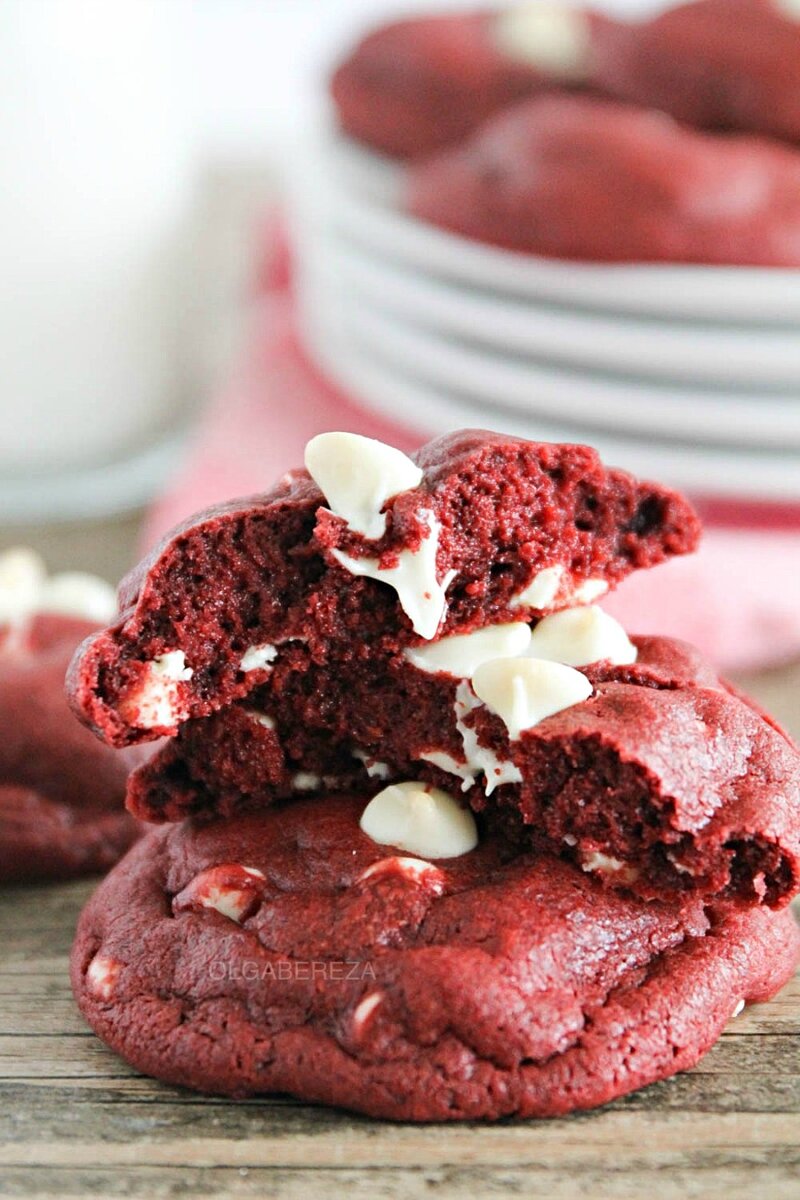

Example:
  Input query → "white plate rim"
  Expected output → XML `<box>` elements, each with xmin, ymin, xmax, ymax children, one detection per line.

<box><xmin>296</xmin><ymin>222</ymin><xmax>800</xmax><ymax>388</ymax></box>
<box><xmin>0</xmin><ymin>429</ymin><xmax>189</xmax><ymax>524</ymax></box>
<box><xmin>289</xmin><ymin>138</ymin><xmax>800</xmax><ymax>325</ymax></box>
<box><xmin>296</xmin><ymin>293</ymin><xmax>800</xmax><ymax>501</ymax></box>
<box><xmin>296</xmin><ymin>262</ymin><xmax>800</xmax><ymax>448</ymax></box>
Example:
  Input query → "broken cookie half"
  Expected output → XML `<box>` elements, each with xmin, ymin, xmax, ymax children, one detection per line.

<box><xmin>69</xmin><ymin>429</ymin><xmax>699</xmax><ymax>747</ymax></box>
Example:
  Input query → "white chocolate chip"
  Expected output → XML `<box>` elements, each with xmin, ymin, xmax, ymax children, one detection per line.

<box><xmin>357</xmin><ymin>855</ymin><xmax>445</xmax><ymax>889</ymax></box>
<box><xmin>244</xmin><ymin>709</ymin><xmax>276</xmax><ymax>729</ymax></box>
<box><xmin>453</xmin><ymin>681</ymin><xmax>523</xmax><ymax>795</ymax></box>
<box><xmin>352</xmin><ymin>990</ymin><xmax>384</xmax><ymax>1034</ymax></box>
<box><xmin>201</xmin><ymin>883</ymin><xmax>259</xmax><ymax>922</ymax></box>
<box><xmin>527</xmin><ymin>606</ymin><xmax>637</xmax><ymax>667</ymax></box>
<box><xmin>731</xmin><ymin>999</ymin><xmax>746</xmax><ymax>1018</ymax></box>
<box><xmin>360</xmin><ymin>782</ymin><xmax>478</xmax><ymax>859</ymax></box>
<box><xmin>472</xmin><ymin>657</ymin><xmax>592</xmax><ymax>740</ymax></box>
<box><xmin>353</xmin><ymin>750</ymin><xmax>392</xmax><ymax>780</ymax></box>
<box><xmin>582</xmin><ymin>851</ymin><xmax>625</xmax><ymax>873</ymax></box>
<box><xmin>404</xmin><ymin>621</ymin><xmax>531</xmax><ymax>677</ymax></box>
<box><xmin>419</xmin><ymin>748</ymin><xmax>476</xmax><ymax>791</ymax></box>
<box><xmin>570</xmin><ymin>577</ymin><xmax>609</xmax><ymax>605</ymax></box>
<box><xmin>174</xmin><ymin>864</ymin><xmax>266</xmax><ymax>923</ymax></box>
<box><xmin>120</xmin><ymin>650</ymin><xmax>193</xmax><ymax>730</ymax></box>
<box><xmin>774</xmin><ymin>0</ymin><xmax>800</xmax><ymax>18</ymax></box>
<box><xmin>292</xmin><ymin>771</ymin><xmax>322</xmax><ymax>791</ymax></box>
<box><xmin>0</xmin><ymin>547</ymin><xmax>116</xmax><ymax>627</ymax></box>
<box><xmin>581</xmin><ymin>851</ymin><xmax>640</xmax><ymax>884</ymax></box>
<box><xmin>290</xmin><ymin>770</ymin><xmax>344</xmax><ymax>792</ymax></box>
<box><xmin>86</xmin><ymin>954</ymin><xmax>121</xmax><ymax>1001</ymax></box>
<box><xmin>667</xmin><ymin>851</ymin><xmax>697</xmax><ymax>877</ymax></box>
<box><xmin>509</xmin><ymin>564</ymin><xmax>564</xmax><ymax>610</ymax></box>
<box><xmin>305</xmin><ymin>432</ymin><xmax>423</xmax><ymax>540</ymax></box>
<box><xmin>240</xmin><ymin>643</ymin><xmax>278</xmax><ymax>672</ymax></box>
<box><xmin>152</xmin><ymin>650</ymin><xmax>192</xmax><ymax>680</ymax></box>
<box><xmin>494</xmin><ymin>2</ymin><xmax>591</xmax><ymax>77</ymax></box>
<box><xmin>333</xmin><ymin>511</ymin><xmax>454</xmax><ymax>640</ymax></box>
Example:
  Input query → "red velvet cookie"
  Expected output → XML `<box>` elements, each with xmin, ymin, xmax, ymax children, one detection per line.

<box><xmin>331</xmin><ymin>5</ymin><xmax>612</xmax><ymax>159</ymax></box>
<box><xmin>406</xmin><ymin>94</ymin><xmax>800</xmax><ymax>265</ymax></box>
<box><xmin>70</xmin><ymin>792</ymin><xmax>800</xmax><ymax>1118</ymax></box>
<box><xmin>123</xmin><ymin>629</ymin><xmax>800</xmax><ymax>910</ymax></box>
<box><xmin>591</xmin><ymin>0</ymin><xmax>800</xmax><ymax>144</ymax></box>
<box><xmin>0</xmin><ymin>553</ymin><xmax>145</xmax><ymax>882</ymax></box>
<box><xmin>68</xmin><ymin>431</ymin><xmax>699</xmax><ymax>750</ymax></box>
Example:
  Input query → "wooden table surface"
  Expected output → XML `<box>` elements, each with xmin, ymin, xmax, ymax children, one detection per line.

<box><xmin>1</xmin><ymin>521</ymin><xmax>799</xmax><ymax>1198</ymax></box>
<box><xmin>2</xmin><ymin>882</ymin><xmax>798</xmax><ymax>1200</ymax></box>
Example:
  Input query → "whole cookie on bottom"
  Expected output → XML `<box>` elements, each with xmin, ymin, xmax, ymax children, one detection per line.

<box><xmin>0</xmin><ymin>551</ymin><xmax>145</xmax><ymax>882</ymax></box>
<box><xmin>71</xmin><ymin>792</ymin><xmax>799</xmax><ymax>1119</ymax></box>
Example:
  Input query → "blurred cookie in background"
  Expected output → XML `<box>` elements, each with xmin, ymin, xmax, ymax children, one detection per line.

<box><xmin>331</xmin><ymin>3</ymin><xmax>614</xmax><ymax>160</ymax></box>
<box><xmin>0</xmin><ymin>549</ymin><xmax>146</xmax><ymax>883</ymax></box>
<box><xmin>407</xmin><ymin>93</ymin><xmax>800</xmax><ymax>264</ymax></box>
<box><xmin>591</xmin><ymin>0</ymin><xmax>800</xmax><ymax>143</ymax></box>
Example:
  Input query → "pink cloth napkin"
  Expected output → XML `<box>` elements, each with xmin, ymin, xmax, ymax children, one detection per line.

<box><xmin>146</xmin><ymin>240</ymin><xmax>800</xmax><ymax>675</ymax></box>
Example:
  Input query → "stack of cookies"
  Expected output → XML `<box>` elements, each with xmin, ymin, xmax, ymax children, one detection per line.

<box><xmin>69</xmin><ymin>431</ymin><xmax>800</xmax><ymax>1119</ymax></box>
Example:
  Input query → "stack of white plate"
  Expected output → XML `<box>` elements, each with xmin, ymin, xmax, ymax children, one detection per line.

<box><xmin>290</xmin><ymin>127</ymin><xmax>800</xmax><ymax>500</ymax></box>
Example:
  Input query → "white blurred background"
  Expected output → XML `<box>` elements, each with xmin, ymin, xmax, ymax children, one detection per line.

<box><xmin>0</xmin><ymin>0</ymin><xmax>656</xmax><ymax>512</ymax></box>
<box><xmin>187</xmin><ymin>0</ymin><xmax>651</xmax><ymax>153</ymax></box>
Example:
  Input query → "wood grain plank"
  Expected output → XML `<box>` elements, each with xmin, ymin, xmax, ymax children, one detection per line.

<box><xmin>5</xmin><ymin>1111</ymin><xmax>800</xmax><ymax>1170</ymax></box>
<box><xmin>3</xmin><ymin>1166</ymin><xmax>800</xmax><ymax>1200</ymax></box>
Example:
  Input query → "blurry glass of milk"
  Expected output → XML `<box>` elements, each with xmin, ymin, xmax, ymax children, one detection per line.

<box><xmin>0</xmin><ymin>0</ymin><xmax>193</xmax><ymax>483</ymax></box>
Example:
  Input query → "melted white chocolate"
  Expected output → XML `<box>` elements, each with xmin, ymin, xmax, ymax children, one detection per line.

<box><xmin>305</xmin><ymin>432</ymin><xmax>422</xmax><ymax>540</ymax></box>
<box><xmin>333</xmin><ymin>511</ymin><xmax>455</xmax><ymax>640</ymax></box>
<box><xmin>121</xmin><ymin>650</ymin><xmax>194</xmax><ymax>730</ymax></box>
<box><xmin>527</xmin><ymin>605</ymin><xmax>637</xmax><ymax>667</ymax></box>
